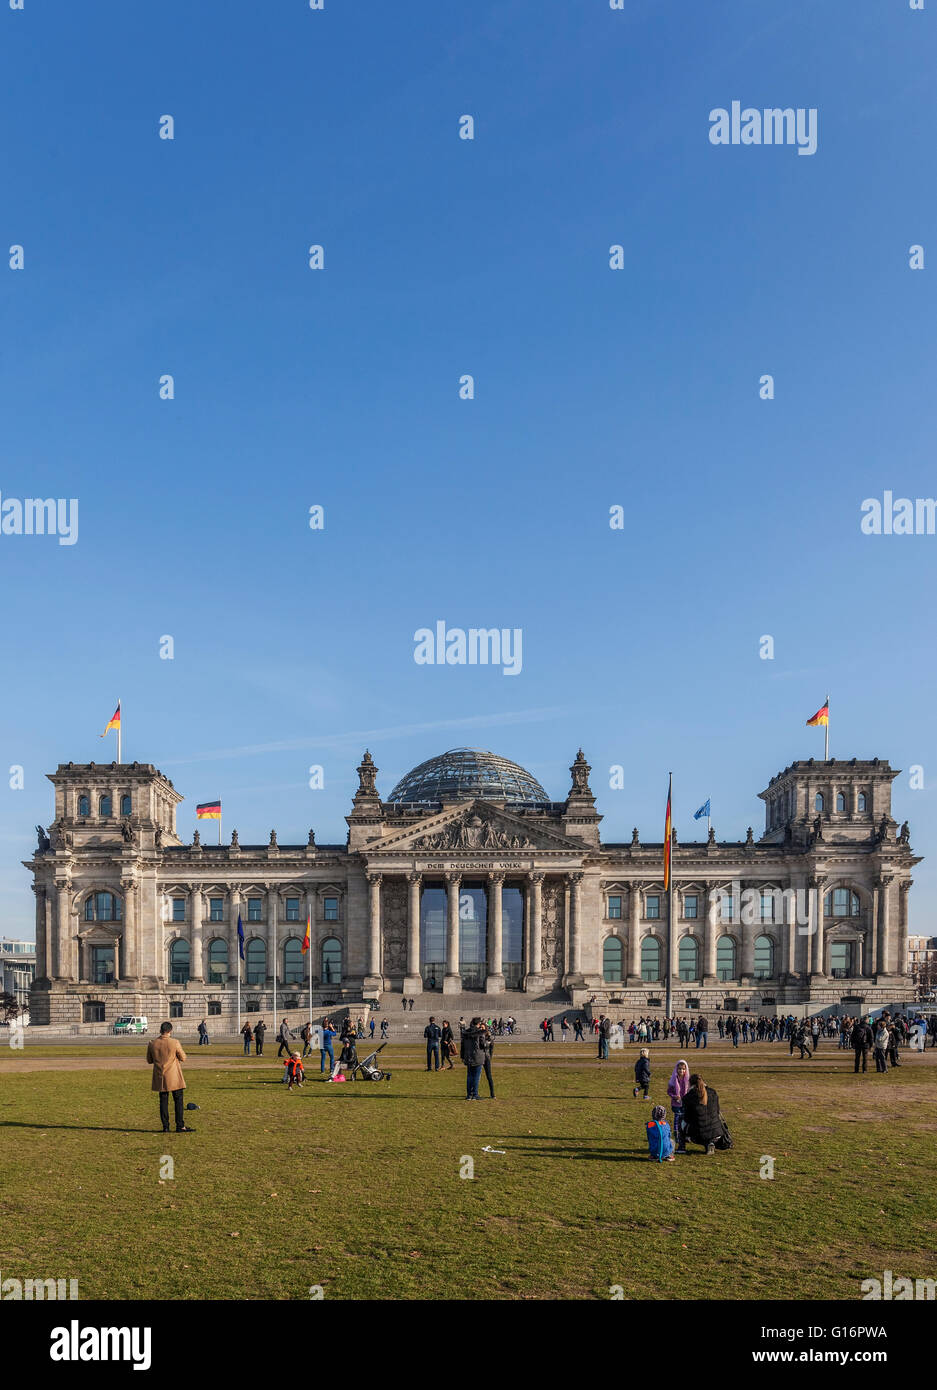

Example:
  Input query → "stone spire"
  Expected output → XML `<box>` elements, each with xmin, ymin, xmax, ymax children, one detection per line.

<box><xmin>569</xmin><ymin>749</ymin><xmax>593</xmax><ymax>798</ymax></box>
<box><xmin>355</xmin><ymin>750</ymin><xmax>379</xmax><ymax>800</ymax></box>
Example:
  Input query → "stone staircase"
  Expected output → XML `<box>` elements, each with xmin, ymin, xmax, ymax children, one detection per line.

<box><xmin>370</xmin><ymin>991</ymin><xmax>582</xmax><ymax>1039</ymax></box>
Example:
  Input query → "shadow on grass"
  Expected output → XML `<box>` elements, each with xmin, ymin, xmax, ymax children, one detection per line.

<box><xmin>0</xmin><ymin>1121</ymin><xmax>165</xmax><ymax>1133</ymax></box>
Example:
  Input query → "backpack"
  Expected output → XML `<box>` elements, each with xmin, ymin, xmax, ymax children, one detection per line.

<box><xmin>714</xmin><ymin>1114</ymin><xmax>733</xmax><ymax>1151</ymax></box>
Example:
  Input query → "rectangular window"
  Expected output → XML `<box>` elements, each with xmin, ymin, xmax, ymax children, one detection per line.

<box><xmin>645</xmin><ymin>895</ymin><xmax>660</xmax><ymax>919</ymax></box>
<box><xmin>684</xmin><ymin>894</ymin><xmax>698</xmax><ymax>919</ymax></box>
<box><xmin>760</xmin><ymin>891</ymin><xmax>775</xmax><ymax>922</ymax></box>
<box><xmin>172</xmin><ymin>898</ymin><xmax>185</xmax><ymax>923</ymax></box>
<box><xmin>607</xmin><ymin>895</ymin><xmax>622</xmax><ymax>920</ymax></box>
<box><xmin>248</xmin><ymin>898</ymin><xmax>262</xmax><ymax>922</ymax></box>
<box><xmin>169</xmin><ymin>1001</ymin><xmax>183</xmax><ymax>1018</ymax></box>
<box><xmin>285</xmin><ymin>897</ymin><xmax>300</xmax><ymax>922</ymax></box>
<box><xmin>208</xmin><ymin>1001</ymin><xmax>221</xmax><ymax>1016</ymax></box>
<box><xmin>721</xmin><ymin>894</ymin><xmax>734</xmax><ymax>921</ymax></box>
<box><xmin>324</xmin><ymin>897</ymin><xmax>338</xmax><ymax>921</ymax></box>
<box><xmin>209</xmin><ymin>898</ymin><xmax>224</xmax><ymax>922</ymax></box>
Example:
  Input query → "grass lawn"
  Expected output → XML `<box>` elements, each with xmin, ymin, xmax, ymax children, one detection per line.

<box><xmin>1</xmin><ymin>1040</ymin><xmax>934</xmax><ymax>1301</ymax></box>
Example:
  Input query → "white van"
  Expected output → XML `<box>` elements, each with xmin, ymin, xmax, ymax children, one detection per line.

<box><xmin>113</xmin><ymin>1015</ymin><xmax>148</xmax><ymax>1035</ymax></box>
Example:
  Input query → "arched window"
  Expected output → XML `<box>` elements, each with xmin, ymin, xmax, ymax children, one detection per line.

<box><xmin>322</xmin><ymin>937</ymin><xmax>342</xmax><ymax>985</ymax></box>
<box><xmin>678</xmin><ymin>936</ymin><xmax>700</xmax><ymax>981</ymax></box>
<box><xmin>825</xmin><ymin>888</ymin><xmax>860</xmax><ymax>918</ymax></box>
<box><xmin>640</xmin><ymin>936</ymin><xmax>661</xmax><ymax>983</ymax></box>
<box><xmin>603</xmin><ymin>936</ymin><xmax>623</xmax><ymax>983</ymax></box>
<box><xmin>858</xmin><ymin>792</ymin><xmax>867</xmax><ymax>812</ymax></box>
<box><xmin>836</xmin><ymin>792</ymin><xmax>845</xmax><ymax>812</ymax></box>
<box><xmin>246</xmin><ymin>938</ymin><xmax>266</xmax><ymax>986</ymax></box>
<box><xmin>208</xmin><ymin>937</ymin><xmax>228</xmax><ymax>983</ymax></box>
<box><xmin>169</xmin><ymin>938</ymin><xmax>190</xmax><ymax>984</ymax></box>
<box><xmin>78</xmin><ymin>794</ymin><xmax>90</xmax><ymax>817</ymax></box>
<box><xmin>754</xmin><ymin>935</ymin><xmax>775</xmax><ymax>979</ymax></box>
<box><xmin>815</xmin><ymin>793</ymin><xmax>824</xmax><ymax>813</ymax></box>
<box><xmin>716</xmin><ymin>935</ymin><xmax>737</xmax><ymax>982</ymax></box>
<box><xmin>120</xmin><ymin>794</ymin><xmax>132</xmax><ymax>816</ymax></box>
<box><xmin>99</xmin><ymin>795</ymin><xmax>112</xmax><ymax>817</ymax></box>
<box><xmin>283</xmin><ymin>937</ymin><xmax>304</xmax><ymax>984</ymax></box>
<box><xmin>84</xmin><ymin>891</ymin><xmax>122</xmax><ymax>922</ymax></box>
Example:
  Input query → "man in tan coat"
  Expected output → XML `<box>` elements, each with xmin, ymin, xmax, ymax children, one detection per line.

<box><xmin>146</xmin><ymin>1021</ymin><xmax>194</xmax><ymax>1133</ymax></box>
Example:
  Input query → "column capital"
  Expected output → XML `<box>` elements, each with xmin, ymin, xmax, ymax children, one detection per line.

<box><xmin>444</xmin><ymin>870</ymin><xmax>461</xmax><ymax>885</ymax></box>
<box><xmin>899</xmin><ymin>879</ymin><xmax>911</xmax><ymax>894</ymax></box>
<box><xmin>487</xmin><ymin>870</ymin><xmax>506</xmax><ymax>885</ymax></box>
<box><xmin>366</xmin><ymin>871</ymin><xmax>383</xmax><ymax>887</ymax></box>
<box><xmin>527</xmin><ymin>871</ymin><xmax>545</xmax><ymax>885</ymax></box>
<box><xmin>407</xmin><ymin>871</ymin><xmax>422</xmax><ymax>885</ymax></box>
<box><xmin>568</xmin><ymin>871</ymin><xmax>584</xmax><ymax>885</ymax></box>
<box><xmin>876</xmin><ymin>872</ymin><xmax>894</xmax><ymax>890</ymax></box>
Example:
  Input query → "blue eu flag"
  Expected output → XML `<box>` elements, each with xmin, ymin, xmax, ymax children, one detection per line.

<box><xmin>237</xmin><ymin>911</ymin><xmax>245</xmax><ymax>960</ymax></box>
<box><xmin>694</xmin><ymin>799</ymin><xmax>711</xmax><ymax>820</ymax></box>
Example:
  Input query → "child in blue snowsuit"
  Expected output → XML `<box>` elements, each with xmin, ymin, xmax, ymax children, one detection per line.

<box><xmin>646</xmin><ymin>1104</ymin><xmax>675</xmax><ymax>1162</ymax></box>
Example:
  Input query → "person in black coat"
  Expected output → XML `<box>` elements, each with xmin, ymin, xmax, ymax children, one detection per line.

<box><xmin>682</xmin><ymin>1074</ymin><xmax>723</xmax><ymax>1155</ymax></box>
<box><xmin>851</xmin><ymin>1018</ymin><xmax>873</xmax><ymax>1073</ymax></box>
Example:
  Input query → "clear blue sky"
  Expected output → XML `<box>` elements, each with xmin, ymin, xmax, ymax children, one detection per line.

<box><xmin>1</xmin><ymin>0</ymin><xmax>935</xmax><ymax>939</ymax></box>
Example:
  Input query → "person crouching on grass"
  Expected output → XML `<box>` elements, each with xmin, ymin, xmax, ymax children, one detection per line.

<box><xmin>633</xmin><ymin>1047</ymin><xmax>651</xmax><ymax>1100</ymax></box>
<box><xmin>682</xmin><ymin>1074</ymin><xmax>723</xmax><ymax>1155</ymax></box>
<box><xmin>284</xmin><ymin>1051</ymin><xmax>305</xmax><ymax>1090</ymax></box>
<box><xmin>646</xmin><ymin>1104</ymin><xmax>675</xmax><ymax>1162</ymax></box>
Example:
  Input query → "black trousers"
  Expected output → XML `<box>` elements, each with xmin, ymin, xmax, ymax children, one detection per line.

<box><xmin>159</xmin><ymin>1089</ymin><xmax>185</xmax><ymax>1131</ymax></box>
<box><xmin>277</xmin><ymin>1040</ymin><xmax>291</xmax><ymax>1057</ymax></box>
<box><xmin>483</xmin><ymin>1057</ymin><xmax>495</xmax><ymax>1097</ymax></box>
<box><xmin>854</xmin><ymin>1047</ymin><xmax>869</xmax><ymax>1072</ymax></box>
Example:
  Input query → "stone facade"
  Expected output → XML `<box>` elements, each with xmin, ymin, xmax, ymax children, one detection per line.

<box><xmin>25</xmin><ymin>749</ymin><xmax>919</xmax><ymax>1024</ymax></box>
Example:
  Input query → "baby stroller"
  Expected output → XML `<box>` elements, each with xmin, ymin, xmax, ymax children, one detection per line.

<box><xmin>351</xmin><ymin>1042</ymin><xmax>392</xmax><ymax>1082</ymax></box>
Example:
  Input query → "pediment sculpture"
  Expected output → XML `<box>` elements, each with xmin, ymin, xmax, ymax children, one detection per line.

<box><xmin>414</xmin><ymin>813</ymin><xmax>535</xmax><ymax>852</ymax></box>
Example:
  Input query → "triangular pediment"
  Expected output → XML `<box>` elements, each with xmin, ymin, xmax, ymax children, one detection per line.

<box><xmin>365</xmin><ymin>801</ymin><xmax>584</xmax><ymax>855</ymax></box>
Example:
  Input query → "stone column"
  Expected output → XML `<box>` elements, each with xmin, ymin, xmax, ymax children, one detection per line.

<box><xmin>809</xmin><ymin>877</ymin><xmax>825</xmax><ymax>978</ymax></box>
<box><xmin>782</xmin><ymin>886</ymin><xmax>797</xmax><ymax>980</ymax></box>
<box><xmin>112</xmin><ymin>933</ymin><xmax>121</xmax><ymax>985</ymax></box>
<box><xmin>55</xmin><ymin>877</ymin><xmax>72</xmax><ymax>980</ymax></box>
<box><xmin>267</xmin><ymin>886</ymin><xmax>278</xmax><ymax>990</ymax></box>
<box><xmin>702</xmin><ymin>882</ymin><xmax>717</xmax><ymax>983</ymax></box>
<box><xmin>566</xmin><ymin>872</ymin><xmax>583</xmax><ymax>981</ymax></box>
<box><xmin>627</xmin><ymin>883</ymin><xmax>642</xmax><ymax>983</ymax></box>
<box><xmin>364</xmin><ymin>872</ymin><xmax>383</xmax><ymax>991</ymax></box>
<box><xmin>443</xmin><ymin>872</ymin><xmax>462</xmax><ymax>994</ymax></box>
<box><xmin>870</xmin><ymin>881</ymin><xmax>881</xmax><ymax>976</ymax></box>
<box><xmin>740</xmin><ymin>884</ymin><xmax>755</xmax><ymax>981</ymax></box>
<box><xmin>229</xmin><ymin>885</ymin><xmax>241</xmax><ymax>984</ymax></box>
<box><xmin>190</xmin><ymin>886</ymin><xmax>204</xmax><ymax>982</ymax></box>
<box><xmin>525</xmin><ymin>872</ymin><xmax>544</xmax><ymax>991</ymax></box>
<box><xmin>486</xmin><ymin>872</ymin><xmax>505</xmax><ymax>994</ymax></box>
<box><xmin>32</xmin><ymin>885</ymin><xmax>47</xmax><ymax>981</ymax></box>
<box><xmin>856</xmin><ymin>933</ymin><xmax>864</xmax><ymax>979</ymax></box>
<box><xmin>404</xmin><ymin>872</ymin><xmax>422</xmax><ymax>995</ymax></box>
<box><xmin>897</xmin><ymin>880</ymin><xmax>911</xmax><ymax>984</ymax></box>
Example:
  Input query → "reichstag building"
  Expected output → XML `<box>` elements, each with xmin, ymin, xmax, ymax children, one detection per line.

<box><xmin>26</xmin><ymin>747</ymin><xmax>918</xmax><ymax>1024</ymax></box>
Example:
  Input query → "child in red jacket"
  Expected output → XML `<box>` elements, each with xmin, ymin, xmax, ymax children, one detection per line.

<box><xmin>284</xmin><ymin>1052</ymin><xmax>305</xmax><ymax>1090</ymax></box>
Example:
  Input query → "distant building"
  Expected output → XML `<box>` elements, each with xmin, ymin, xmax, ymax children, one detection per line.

<box><xmin>908</xmin><ymin>934</ymin><xmax>937</xmax><ymax>996</ymax></box>
<box><xmin>24</xmin><ymin>748</ymin><xmax>920</xmax><ymax>1025</ymax></box>
<box><xmin>1</xmin><ymin>937</ymin><xmax>36</xmax><ymax>1017</ymax></box>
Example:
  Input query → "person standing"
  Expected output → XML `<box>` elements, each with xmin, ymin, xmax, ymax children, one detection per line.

<box><xmin>810</xmin><ymin>1017</ymin><xmax>821</xmax><ymax>1052</ymax></box>
<box><xmin>408</xmin><ymin>998</ymin><xmax>414</xmax><ymax>1012</ymax></box>
<box><xmin>197</xmin><ymin>1019</ymin><xmax>209</xmax><ymax>1046</ymax></box>
<box><xmin>320</xmin><ymin>1019</ymin><xmax>336</xmax><ymax>1075</ymax></box>
<box><xmin>598</xmin><ymin>1014</ymin><xmax>611</xmax><ymax>1061</ymax></box>
<box><xmin>561</xmin><ymin>1015</ymin><xmax>569</xmax><ymax>1042</ymax></box>
<box><xmin>254</xmin><ymin>1019</ymin><xmax>266</xmax><ymax>1056</ymax></box>
<box><xmin>380</xmin><ymin>1018</ymin><xmax>389</xmax><ymax>1040</ymax></box>
<box><xmin>369</xmin><ymin>1016</ymin><xmax>376</xmax><ymax>1040</ymax></box>
<box><xmin>277</xmin><ymin>1018</ymin><xmax>293</xmax><ymax>1058</ymax></box>
<box><xmin>146</xmin><ymin>1021</ymin><xmax>193</xmax><ymax>1133</ymax></box>
<box><xmin>440</xmin><ymin>1019</ymin><xmax>455</xmax><ymax>1069</ymax></box>
<box><xmin>300</xmin><ymin>1021</ymin><xmax>312</xmax><ymax>1058</ymax></box>
<box><xmin>460</xmin><ymin>1017</ymin><xmax>488</xmax><ymax>1100</ymax></box>
<box><xmin>402</xmin><ymin>997</ymin><xmax>408</xmax><ymax>1012</ymax></box>
<box><xmin>873</xmin><ymin>1019</ymin><xmax>890</xmax><ymax>1073</ymax></box>
<box><xmin>424</xmin><ymin>1016</ymin><xmax>442</xmax><ymax>1072</ymax></box>
<box><xmin>573</xmin><ymin>1016</ymin><xmax>584</xmax><ymax>1042</ymax></box>
<box><xmin>480</xmin><ymin>1021</ymin><xmax>496</xmax><ymax>1098</ymax></box>
<box><xmin>852</xmin><ymin>1016</ymin><xmax>873</xmax><ymax>1073</ymax></box>
<box><xmin>717</xmin><ymin>1016</ymin><xmax>725</xmax><ymax>1040</ymax></box>
<box><xmin>696</xmin><ymin>1015</ymin><xmax>708</xmax><ymax>1050</ymax></box>
<box><xmin>667</xmin><ymin>1059</ymin><xmax>690</xmax><ymax>1154</ymax></box>
<box><xmin>241</xmin><ymin>1020</ymin><xmax>253</xmax><ymax>1056</ymax></box>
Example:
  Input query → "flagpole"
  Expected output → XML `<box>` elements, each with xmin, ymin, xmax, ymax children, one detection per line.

<box><xmin>666</xmin><ymin>772</ymin><xmax>674</xmax><ymax>1021</ymax></box>
<box><xmin>825</xmin><ymin>695</ymin><xmax>830</xmax><ymax>760</ymax></box>
<box><xmin>308</xmin><ymin>915</ymin><xmax>313</xmax><ymax>1035</ymax></box>
<box><xmin>273</xmin><ymin>902</ymin><xmax>277</xmax><ymax>1028</ymax></box>
<box><xmin>117</xmin><ymin>699</ymin><xmax>121</xmax><ymax>765</ymax></box>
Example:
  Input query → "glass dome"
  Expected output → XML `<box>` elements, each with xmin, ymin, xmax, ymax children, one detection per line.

<box><xmin>387</xmin><ymin>748</ymin><xmax>549</xmax><ymax>806</ymax></box>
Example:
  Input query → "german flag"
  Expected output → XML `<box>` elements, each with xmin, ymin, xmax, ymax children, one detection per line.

<box><xmin>196</xmin><ymin>801</ymin><xmax>222</xmax><ymax>820</ymax></box>
<box><xmin>806</xmin><ymin>700</ymin><xmax>829</xmax><ymax>727</ymax></box>
<box><xmin>663</xmin><ymin>774</ymin><xmax>673</xmax><ymax>891</ymax></box>
<box><xmin>100</xmin><ymin>702</ymin><xmax>120</xmax><ymax>737</ymax></box>
<box><xmin>301</xmin><ymin>913</ymin><xmax>311</xmax><ymax>955</ymax></box>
